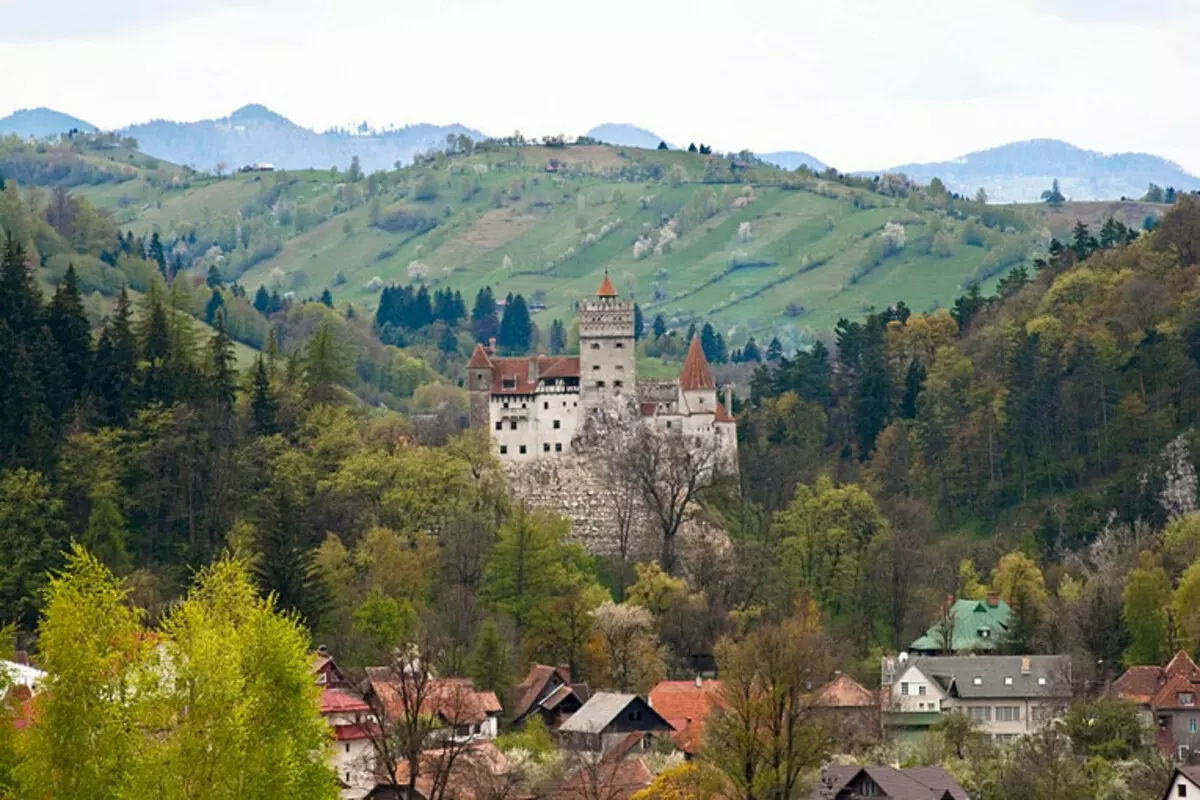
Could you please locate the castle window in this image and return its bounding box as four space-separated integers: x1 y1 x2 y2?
544 402 549 410
593 365 601 371
503 402 509 409
499 446 508 455
590 342 601 350
614 380 623 388
521 403 526 409
543 443 551 452
596 381 606 388
510 421 517 431
519 445 527 455
555 443 562 452
503 377 517 389
666 421 672 429
615 342 624 349
553 420 561 429
494 422 502 431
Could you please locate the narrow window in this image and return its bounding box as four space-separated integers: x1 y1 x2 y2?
900 683 909 696
614 380 623 388
499 445 508 455
544 402 549 409
519 445 526 455
494 422 502 431
597 381 605 388
553 420 561 429
543 443 550 452
510 421 517 431
555 443 562 452
918 685 926 696
593 364 601 370
590 342 600 349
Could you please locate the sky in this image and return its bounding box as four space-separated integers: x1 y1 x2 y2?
4 0 1200 172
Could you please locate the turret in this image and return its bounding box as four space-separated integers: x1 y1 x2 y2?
579 272 636 410
467 342 494 430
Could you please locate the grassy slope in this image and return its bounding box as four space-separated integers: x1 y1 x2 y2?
79 143 1154 348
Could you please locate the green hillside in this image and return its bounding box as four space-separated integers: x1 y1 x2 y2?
65 140 1048 351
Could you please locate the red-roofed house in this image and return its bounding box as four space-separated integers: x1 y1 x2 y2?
1112 651 1200 760
511 663 590 730
813 672 880 749
648 678 725 757
467 276 736 465
365 669 503 743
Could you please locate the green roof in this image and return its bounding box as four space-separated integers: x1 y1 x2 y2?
910 598 1011 653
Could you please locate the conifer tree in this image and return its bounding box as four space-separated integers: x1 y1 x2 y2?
766 336 783 361
204 288 225 323
248 355 279 436
471 286 499 343
498 294 533 354
91 288 138 426
633 303 644 341
549 319 567 355
467 618 510 697
148 232 166 274
138 284 172 404
302 323 350 406
652 314 667 340
742 336 761 363
207 311 237 410
700 323 719 362
319 288 333 308
46 265 92 411
205 265 223 289
254 285 270 314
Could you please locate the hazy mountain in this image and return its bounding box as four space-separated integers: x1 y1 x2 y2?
758 151 828 171
883 138 1200 203
120 104 485 173
586 123 671 150
0 108 97 139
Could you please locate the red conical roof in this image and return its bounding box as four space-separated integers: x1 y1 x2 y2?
468 343 493 369
596 272 618 297
680 336 716 391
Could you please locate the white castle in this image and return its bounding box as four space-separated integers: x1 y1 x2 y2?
468 274 737 461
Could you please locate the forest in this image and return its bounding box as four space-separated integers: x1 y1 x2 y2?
3 177 1200 798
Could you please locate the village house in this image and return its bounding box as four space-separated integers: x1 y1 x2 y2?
909 595 1012 655
813 765 968 800
558 692 674 754
322 687 377 799
813 672 881 749
510 663 590 730
648 677 724 757
364 668 503 743
1163 765 1200 799
467 275 737 463
1112 650 1200 760
881 654 1072 747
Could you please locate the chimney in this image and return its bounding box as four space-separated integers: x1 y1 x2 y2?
723 385 732 411
529 355 539 382
1021 657 1031 675
987 593 1000 608
487 337 497 356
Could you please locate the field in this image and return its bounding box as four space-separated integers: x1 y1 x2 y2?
61 141 1149 350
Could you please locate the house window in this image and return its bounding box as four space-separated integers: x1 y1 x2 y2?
503 377 517 389
972 677 983 686
616 364 624 371
555 443 562 452
503 402 509 409
495 422 502 431
615 342 624 349
630 709 642 721
858 780 881 797
1191 719 1198 734
665 421 672 428
969 706 991 722
996 734 1017 745
900 683 909 696
1183 693 1195 706
345 743 350 753
519 445 527 455
553 420 561 429
593 364 601 371
597 381 606 388
1178 783 1187 797
499 446 508 455
996 707 1020 722
510 421 518 430
543 443 551 452
1004 676 1013 686
918 684 926 696
980 629 991 639
1037 677 1046 686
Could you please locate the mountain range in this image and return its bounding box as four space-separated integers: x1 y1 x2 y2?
2 106 1197 202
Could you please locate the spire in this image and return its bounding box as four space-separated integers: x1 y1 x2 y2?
680 335 716 391
468 343 493 369
596 270 618 297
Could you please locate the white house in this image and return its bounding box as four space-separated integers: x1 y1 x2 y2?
1163 766 1200 799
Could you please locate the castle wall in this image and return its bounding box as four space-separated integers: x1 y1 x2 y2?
488 387 581 460
579 297 636 410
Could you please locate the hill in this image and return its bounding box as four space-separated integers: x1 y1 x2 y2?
120 104 485 173
883 138 1200 203
65 140 1050 352
758 151 828 171
0 107 98 138
586 123 671 150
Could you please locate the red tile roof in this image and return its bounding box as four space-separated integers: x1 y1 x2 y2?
334 722 377 741
1151 672 1200 710
597 272 618 297
1165 650 1200 680
648 679 724 754
321 687 370 715
393 741 511 800
468 343 493 369
814 674 876 708
488 356 580 394
365 670 502 726
1113 665 1167 705
713 401 734 423
679 336 715 391
547 757 653 800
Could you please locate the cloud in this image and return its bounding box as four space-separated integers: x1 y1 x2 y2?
1028 0 1195 22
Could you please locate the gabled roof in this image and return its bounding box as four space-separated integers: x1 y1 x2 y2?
1113 651 1200 707
906 655 1071 700
909 597 1011 652
597 272 618 297
511 663 587 723
468 343 493 369
648 679 724 753
814 673 876 708
679 336 715 391
365 670 502 726
1165 650 1200 681
814 764 967 800
1165 767 1200 800
558 693 671 734
547 756 653 800
321 687 370 715
714 401 735 423
1150 672 1200 710
488 356 581 394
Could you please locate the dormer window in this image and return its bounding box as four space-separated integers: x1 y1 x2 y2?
1182 692 1195 706
502 377 517 390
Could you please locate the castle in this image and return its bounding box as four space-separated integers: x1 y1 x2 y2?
467 274 737 462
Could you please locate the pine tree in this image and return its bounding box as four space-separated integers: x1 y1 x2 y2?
549 319 567 355
204 288 225 324
686 322 697 343
249 355 278 436
46 265 92 407
319 288 333 308
900 358 926 419
205 265 223 289
91 288 138 425
253 285 270 314
700 323 719 362
0 234 39 334
148 232 167 275
498 294 533 354
437 325 459 354
207 311 236 410
471 286 499 343
302 323 351 405
652 314 667 340
766 337 783 361
633 303 644 341
467 618 511 697
852 315 892 459
83 488 131 575
713 332 728 364
138 284 172 405
742 336 761 363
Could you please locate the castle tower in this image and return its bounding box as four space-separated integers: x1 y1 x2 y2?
679 335 717 413
467 342 494 430
579 272 636 410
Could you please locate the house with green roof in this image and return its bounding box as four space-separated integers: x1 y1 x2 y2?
909 596 1011 655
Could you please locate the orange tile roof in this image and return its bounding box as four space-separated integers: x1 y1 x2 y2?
489 356 580 394
597 272 618 297
714 401 734 423
1112 665 1167 705
640 402 658 417
393 741 511 800
1165 650 1200 680
1150 672 1200 710
648 679 724 754
468 343 493 369
548 757 653 800
679 336 715 391
365 670 502 726
321 687 370 715
814 674 876 708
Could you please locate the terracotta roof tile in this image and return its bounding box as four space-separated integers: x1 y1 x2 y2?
1150 672 1200 710
814 674 876 708
1165 650 1200 680
1112 665 1166 705
548 757 653 800
649 679 724 753
714 401 735 423
365 670 502 726
489 356 580 394
597 272 618 297
321 687 370 715
640 402 658 416
468 343 493 369
679 336 715 391
334 722 377 741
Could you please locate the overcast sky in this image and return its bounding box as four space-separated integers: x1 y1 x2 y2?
4 0 1200 172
